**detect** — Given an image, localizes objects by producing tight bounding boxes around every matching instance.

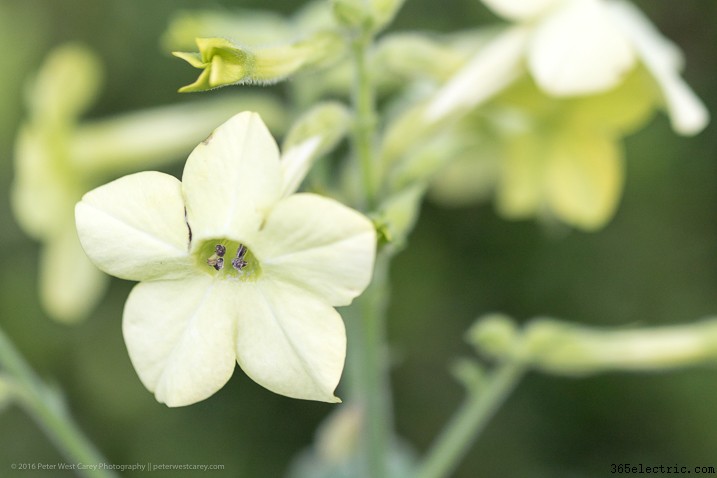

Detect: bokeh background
[1,0,716,476]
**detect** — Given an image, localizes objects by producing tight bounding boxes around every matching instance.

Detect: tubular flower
[428,0,708,136]
[75,112,376,406]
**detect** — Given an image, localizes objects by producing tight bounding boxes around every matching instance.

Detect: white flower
[75,112,376,406]
[428,0,708,135]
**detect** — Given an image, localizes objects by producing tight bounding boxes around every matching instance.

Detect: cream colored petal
[545,128,624,230]
[39,224,109,323]
[528,0,636,96]
[251,193,376,306]
[29,43,103,126]
[607,0,708,135]
[123,276,237,407]
[234,280,346,403]
[481,0,564,21]
[280,136,321,197]
[11,125,77,239]
[75,171,193,282]
[496,132,545,219]
[182,112,282,246]
[425,26,529,122]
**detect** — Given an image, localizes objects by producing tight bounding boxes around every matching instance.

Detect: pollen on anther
[236,244,247,260]
[232,258,248,271]
[215,244,226,257]
[207,257,224,270]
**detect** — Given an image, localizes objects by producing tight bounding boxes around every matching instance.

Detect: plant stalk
[344,252,392,478]
[0,326,117,478]
[417,361,525,478]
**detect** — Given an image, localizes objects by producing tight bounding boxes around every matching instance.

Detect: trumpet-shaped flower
[12,44,286,323]
[430,68,657,230]
[75,112,376,406]
[428,0,708,136]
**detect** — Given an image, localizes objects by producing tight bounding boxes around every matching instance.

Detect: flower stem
[0,326,117,478]
[344,252,392,478]
[416,361,525,478]
[351,33,379,210]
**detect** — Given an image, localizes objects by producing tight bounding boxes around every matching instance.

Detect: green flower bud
[283,102,351,156]
[331,0,371,30]
[332,0,404,33]
[369,0,405,32]
[450,358,486,392]
[27,43,102,128]
[162,9,289,51]
[372,184,424,248]
[375,34,465,83]
[523,318,717,376]
[174,32,344,92]
[466,313,520,360]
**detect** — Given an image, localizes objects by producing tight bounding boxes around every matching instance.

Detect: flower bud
[283,102,351,155]
[174,32,344,92]
[332,0,404,33]
[523,318,717,375]
[466,314,520,360]
[372,184,423,247]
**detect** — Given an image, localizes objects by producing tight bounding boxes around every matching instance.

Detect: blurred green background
[1,0,716,476]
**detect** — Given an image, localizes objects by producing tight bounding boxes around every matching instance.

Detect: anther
[215,244,226,257]
[231,244,249,271]
[207,256,224,270]
[236,244,247,260]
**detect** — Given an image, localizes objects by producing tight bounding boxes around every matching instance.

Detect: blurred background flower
[1,0,716,476]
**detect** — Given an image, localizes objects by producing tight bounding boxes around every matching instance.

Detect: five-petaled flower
[75,112,376,406]
[428,0,709,136]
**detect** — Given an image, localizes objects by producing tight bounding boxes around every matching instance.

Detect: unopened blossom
[428,0,708,136]
[75,112,376,406]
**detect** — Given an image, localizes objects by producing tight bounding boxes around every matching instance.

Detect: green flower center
[195,239,261,281]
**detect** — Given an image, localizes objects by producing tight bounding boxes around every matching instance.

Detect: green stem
[351,33,378,210]
[345,18,389,478]
[417,362,525,478]
[344,252,392,478]
[0,326,117,478]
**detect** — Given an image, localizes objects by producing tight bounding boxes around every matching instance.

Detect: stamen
[232,244,249,271]
[207,256,224,270]
[215,244,226,257]
[232,257,248,271]
[236,244,247,261]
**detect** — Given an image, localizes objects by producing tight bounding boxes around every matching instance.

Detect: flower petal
[528,0,636,96]
[251,193,376,306]
[182,112,282,246]
[607,0,709,135]
[425,26,529,122]
[545,127,624,230]
[39,224,109,323]
[123,276,237,407]
[75,171,192,282]
[280,136,322,197]
[496,132,545,219]
[481,0,563,21]
[11,125,78,239]
[234,280,346,402]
